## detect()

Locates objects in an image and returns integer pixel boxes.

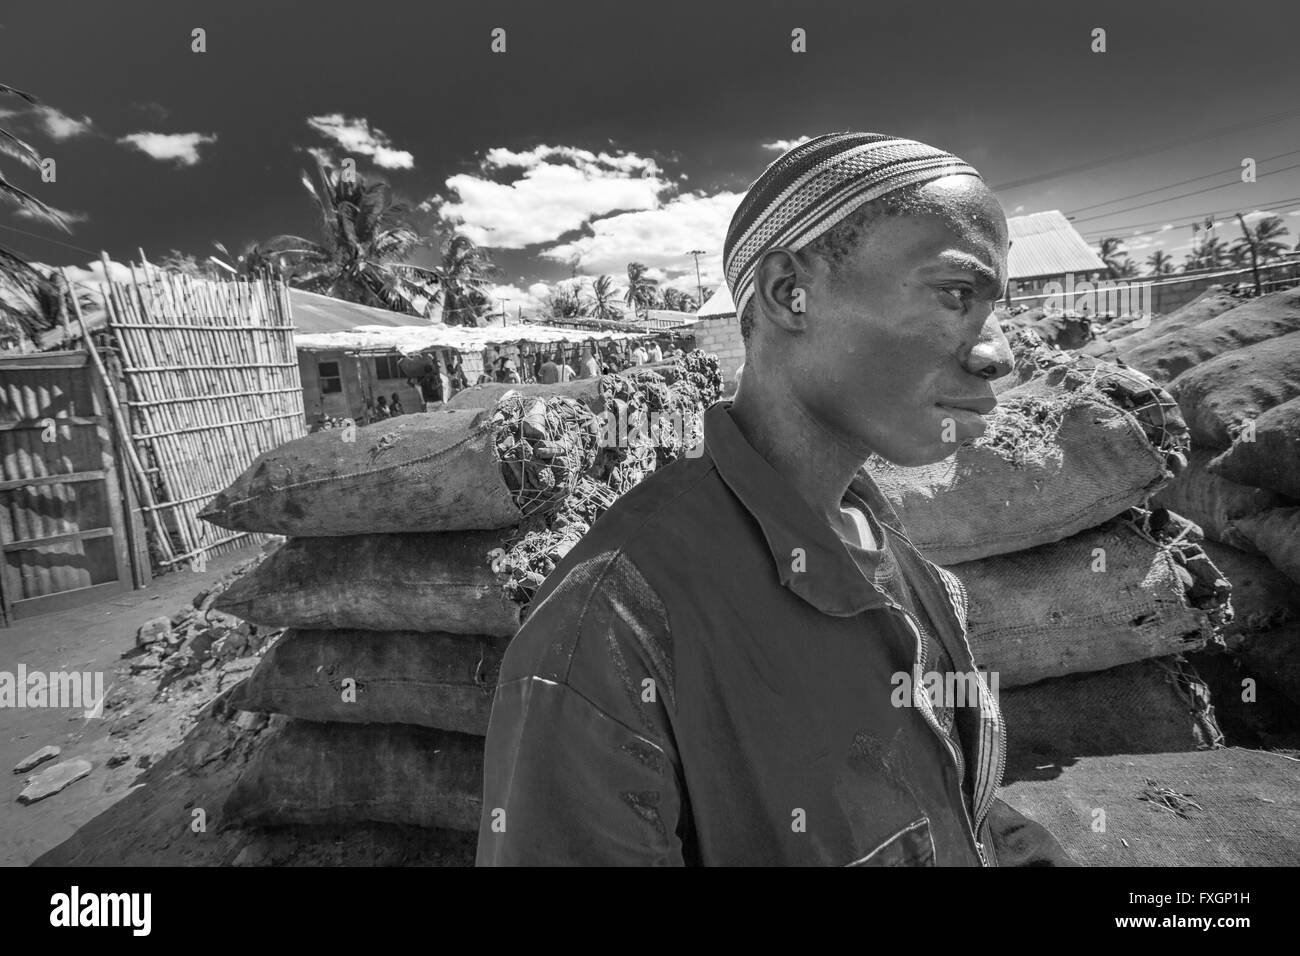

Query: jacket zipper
[884,597,987,867]
[940,570,1008,846]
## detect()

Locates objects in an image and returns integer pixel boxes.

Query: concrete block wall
[691,314,746,384]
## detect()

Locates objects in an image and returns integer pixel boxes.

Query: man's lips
[937,397,998,416]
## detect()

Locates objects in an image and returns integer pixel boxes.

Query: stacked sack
[1108,287,1300,710]
[869,328,1232,763]
[199,352,722,837]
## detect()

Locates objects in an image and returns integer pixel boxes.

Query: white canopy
[294,323,647,355]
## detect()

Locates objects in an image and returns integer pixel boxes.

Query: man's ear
[752,247,813,334]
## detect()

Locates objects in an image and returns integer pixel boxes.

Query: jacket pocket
[845,817,935,867]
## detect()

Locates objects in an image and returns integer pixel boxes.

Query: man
[648,340,663,363]
[538,352,562,384]
[631,341,649,365]
[478,133,1075,866]
[577,346,600,380]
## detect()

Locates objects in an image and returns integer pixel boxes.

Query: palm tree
[1145,250,1175,276]
[0,84,70,235]
[1199,235,1229,270]
[1,83,76,349]
[268,157,442,317]
[435,234,497,327]
[583,275,624,321]
[1098,237,1130,278]
[1114,259,1140,279]
[1234,215,1291,264]
[545,284,583,319]
[624,262,658,318]
[211,240,285,279]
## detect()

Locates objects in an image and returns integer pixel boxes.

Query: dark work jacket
[477,401,1077,866]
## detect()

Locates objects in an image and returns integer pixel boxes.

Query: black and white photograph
[0,0,1297,910]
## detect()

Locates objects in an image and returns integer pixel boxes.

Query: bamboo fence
[94,255,306,568]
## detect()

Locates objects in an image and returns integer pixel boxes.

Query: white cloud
[436,145,670,248]
[762,136,812,152]
[1013,205,1025,213]
[117,131,217,166]
[483,281,549,317]
[306,113,415,170]
[34,105,94,140]
[1160,223,1173,231]
[541,190,741,287]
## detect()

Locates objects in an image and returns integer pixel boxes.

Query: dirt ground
[3,545,474,867]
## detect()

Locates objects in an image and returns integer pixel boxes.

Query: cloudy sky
[2,0,1298,314]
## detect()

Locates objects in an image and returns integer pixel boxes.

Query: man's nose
[964,311,1014,381]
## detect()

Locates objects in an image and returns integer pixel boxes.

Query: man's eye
[942,286,974,305]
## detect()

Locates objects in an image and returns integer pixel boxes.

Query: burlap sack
[950,521,1217,687]
[1208,396,1300,499]
[222,719,483,832]
[1200,540,1300,644]
[229,629,505,735]
[200,396,599,536]
[1121,287,1300,383]
[869,387,1166,565]
[998,748,1300,866]
[999,659,1221,770]
[1232,508,1300,586]
[1168,330,1300,449]
[1151,448,1284,549]
[215,531,522,636]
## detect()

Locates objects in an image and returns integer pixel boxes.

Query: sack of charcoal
[1121,287,1300,383]
[1208,395,1300,499]
[222,719,484,833]
[200,393,601,536]
[951,510,1229,687]
[1167,329,1300,450]
[868,349,1186,565]
[228,628,506,736]
[999,657,1222,770]
[214,530,524,636]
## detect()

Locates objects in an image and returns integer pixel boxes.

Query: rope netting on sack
[484,353,724,612]
[595,374,660,493]
[490,393,601,516]
[1124,504,1234,633]
[488,477,619,608]
[998,328,1191,470]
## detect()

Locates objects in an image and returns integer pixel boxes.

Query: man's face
[792,176,1012,467]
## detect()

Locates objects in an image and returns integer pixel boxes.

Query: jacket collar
[703,402,888,617]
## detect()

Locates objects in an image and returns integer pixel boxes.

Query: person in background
[648,340,664,363]
[538,351,562,385]
[577,346,600,380]
[631,341,649,365]
[501,358,521,384]
[390,393,404,416]
[373,395,390,420]
[450,356,468,393]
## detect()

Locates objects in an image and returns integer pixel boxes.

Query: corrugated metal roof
[1007,210,1107,280]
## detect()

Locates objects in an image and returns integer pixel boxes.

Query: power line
[1067,148,1300,216]
[989,105,1300,192]
[0,222,98,256]
[1077,195,1300,240]
[1071,162,1300,224]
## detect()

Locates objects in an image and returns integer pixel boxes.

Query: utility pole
[1236,213,1262,296]
[687,250,706,308]
[498,298,511,326]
